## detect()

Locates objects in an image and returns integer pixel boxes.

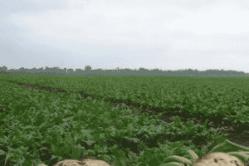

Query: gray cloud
[0,0,67,14]
[0,0,249,71]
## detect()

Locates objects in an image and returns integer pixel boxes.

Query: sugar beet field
[0,74,249,165]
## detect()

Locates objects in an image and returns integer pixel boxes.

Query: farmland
[0,74,249,165]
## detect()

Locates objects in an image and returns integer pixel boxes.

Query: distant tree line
[0,65,248,77]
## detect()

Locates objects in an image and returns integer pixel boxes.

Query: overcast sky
[1,0,249,71]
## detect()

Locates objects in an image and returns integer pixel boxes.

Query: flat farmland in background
[0,73,248,165]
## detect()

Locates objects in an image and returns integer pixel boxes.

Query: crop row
[2,74,249,131]
[0,79,224,165]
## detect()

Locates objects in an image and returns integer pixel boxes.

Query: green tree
[84,65,92,71]
[0,66,8,72]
